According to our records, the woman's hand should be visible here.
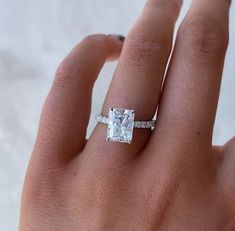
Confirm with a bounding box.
[20,0,235,230]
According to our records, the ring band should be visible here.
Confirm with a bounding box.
[95,115,156,129]
[95,107,156,144]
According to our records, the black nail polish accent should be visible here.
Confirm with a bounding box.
[109,34,125,42]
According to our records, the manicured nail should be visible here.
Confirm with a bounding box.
[108,34,125,42]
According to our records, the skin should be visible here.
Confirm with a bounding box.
[19,0,235,230]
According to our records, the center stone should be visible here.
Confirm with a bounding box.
[107,108,135,144]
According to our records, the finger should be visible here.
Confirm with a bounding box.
[89,0,182,156]
[34,34,124,162]
[154,0,231,148]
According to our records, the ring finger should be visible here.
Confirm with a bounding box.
[88,0,183,158]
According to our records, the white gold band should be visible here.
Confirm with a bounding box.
[95,114,156,129]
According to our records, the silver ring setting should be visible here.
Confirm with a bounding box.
[95,107,156,144]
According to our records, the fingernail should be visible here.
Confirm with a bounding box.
[108,34,125,42]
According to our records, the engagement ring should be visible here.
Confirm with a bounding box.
[96,108,156,144]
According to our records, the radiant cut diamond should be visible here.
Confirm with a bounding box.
[107,108,135,144]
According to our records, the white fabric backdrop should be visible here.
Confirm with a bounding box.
[0,0,234,229]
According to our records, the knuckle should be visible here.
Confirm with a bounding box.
[178,16,229,60]
[125,32,170,65]
[52,34,108,92]
[52,60,86,94]
[55,62,74,83]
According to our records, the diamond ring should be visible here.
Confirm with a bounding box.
[95,107,156,144]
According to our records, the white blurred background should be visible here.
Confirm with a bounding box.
[0,0,234,230]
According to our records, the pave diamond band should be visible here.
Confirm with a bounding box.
[95,114,156,129]
[95,108,156,144]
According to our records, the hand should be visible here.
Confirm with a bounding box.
[19,0,235,230]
